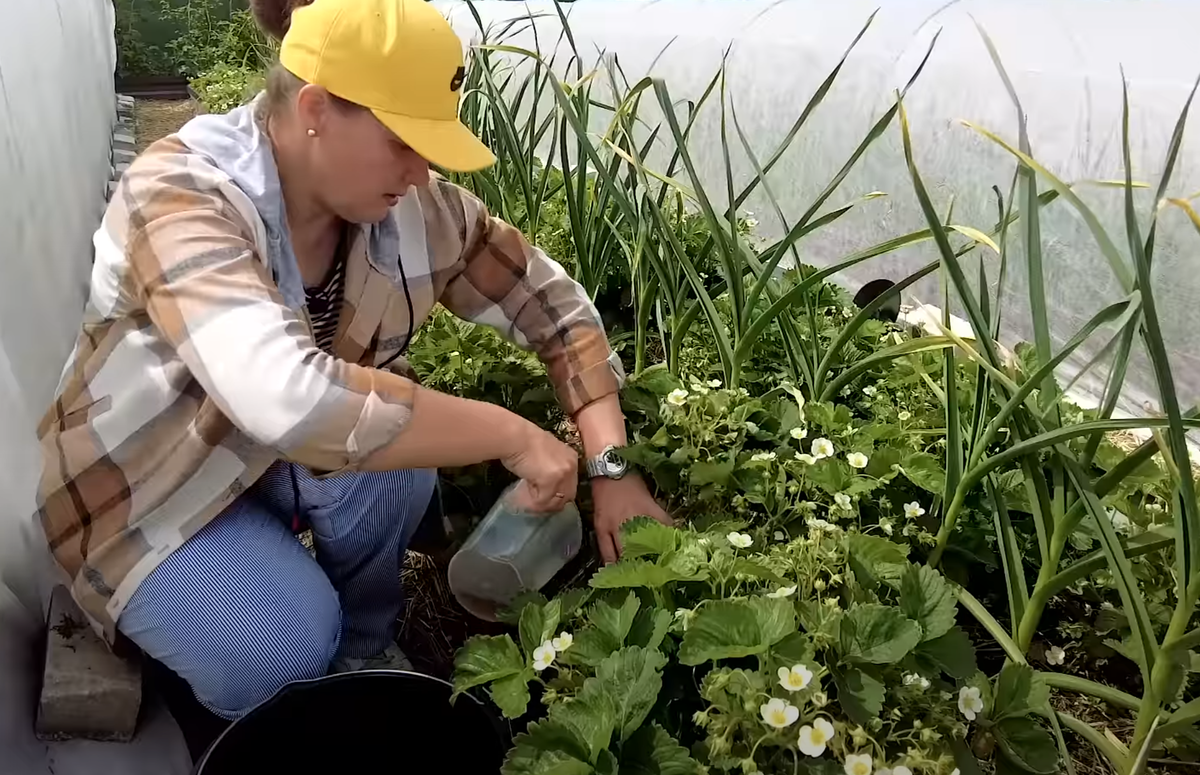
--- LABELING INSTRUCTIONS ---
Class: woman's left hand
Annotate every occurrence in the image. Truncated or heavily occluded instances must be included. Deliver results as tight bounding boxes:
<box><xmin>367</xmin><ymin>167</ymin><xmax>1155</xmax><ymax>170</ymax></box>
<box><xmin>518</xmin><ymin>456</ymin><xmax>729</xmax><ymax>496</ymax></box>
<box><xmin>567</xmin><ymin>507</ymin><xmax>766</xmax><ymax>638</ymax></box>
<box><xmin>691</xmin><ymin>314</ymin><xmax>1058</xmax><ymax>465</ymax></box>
<box><xmin>590</xmin><ymin>474</ymin><xmax>674</xmax><ymax>564</ymax></box>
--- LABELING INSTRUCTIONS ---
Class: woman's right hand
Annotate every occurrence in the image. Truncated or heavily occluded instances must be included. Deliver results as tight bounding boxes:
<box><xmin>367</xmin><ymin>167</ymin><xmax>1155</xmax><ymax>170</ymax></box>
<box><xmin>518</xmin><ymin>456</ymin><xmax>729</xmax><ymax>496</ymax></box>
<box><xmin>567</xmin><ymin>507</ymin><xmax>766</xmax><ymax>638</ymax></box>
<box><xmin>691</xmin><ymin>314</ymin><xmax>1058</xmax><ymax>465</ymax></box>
<box><xmin>501</xmin><ymin>423</ymin><xmax>579</xmax><ymax>513</ymax></box>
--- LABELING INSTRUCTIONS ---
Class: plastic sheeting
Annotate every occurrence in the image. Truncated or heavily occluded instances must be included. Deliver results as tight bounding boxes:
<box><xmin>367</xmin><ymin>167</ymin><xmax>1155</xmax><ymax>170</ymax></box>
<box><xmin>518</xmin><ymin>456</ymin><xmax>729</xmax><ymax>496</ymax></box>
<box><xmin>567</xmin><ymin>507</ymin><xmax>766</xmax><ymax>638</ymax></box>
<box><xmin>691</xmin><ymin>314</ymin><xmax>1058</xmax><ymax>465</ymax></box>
<box><xmin>439</xmin><ymin>0</ymin><xmax>1200</xmax><ymax>420</ymax></box>
<box><xmin>0</xmin><ymin>1</ymin><xmax>190</xmax><ymax>773</ymax></box>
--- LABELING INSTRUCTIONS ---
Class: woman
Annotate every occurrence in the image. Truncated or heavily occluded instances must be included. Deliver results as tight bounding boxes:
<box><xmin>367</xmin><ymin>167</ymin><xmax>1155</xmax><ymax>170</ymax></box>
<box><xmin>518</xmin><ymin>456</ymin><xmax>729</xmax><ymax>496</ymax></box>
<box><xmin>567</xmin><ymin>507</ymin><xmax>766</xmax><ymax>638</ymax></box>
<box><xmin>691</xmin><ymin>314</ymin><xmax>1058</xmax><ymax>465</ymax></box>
<box><xmin>36</xmin><ymin>0</ymin><xmax>670</xmax><ymax>720</ymax></box>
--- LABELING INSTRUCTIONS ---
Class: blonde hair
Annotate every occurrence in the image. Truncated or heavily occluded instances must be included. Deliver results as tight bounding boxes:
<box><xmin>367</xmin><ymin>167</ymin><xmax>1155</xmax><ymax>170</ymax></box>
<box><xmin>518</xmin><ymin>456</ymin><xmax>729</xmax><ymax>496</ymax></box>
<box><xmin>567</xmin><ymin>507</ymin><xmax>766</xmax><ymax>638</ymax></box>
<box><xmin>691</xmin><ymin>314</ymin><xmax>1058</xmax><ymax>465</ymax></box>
<box><xmin>262</xmin><ymin>63</ymin><xmax>360</xmax><ymax>119</ymax></box>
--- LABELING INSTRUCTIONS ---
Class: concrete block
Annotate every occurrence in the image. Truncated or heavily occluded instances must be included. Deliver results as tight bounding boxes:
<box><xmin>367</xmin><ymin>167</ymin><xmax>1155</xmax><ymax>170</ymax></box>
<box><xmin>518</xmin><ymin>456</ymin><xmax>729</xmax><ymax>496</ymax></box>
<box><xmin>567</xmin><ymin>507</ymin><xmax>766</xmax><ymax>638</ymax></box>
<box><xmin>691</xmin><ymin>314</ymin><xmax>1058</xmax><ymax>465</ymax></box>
<box><xmin>35</xmin><ymin>586</ymin><xmax>142</xmax><ymax>742</ymax></box>
<box><xmin>113</xmin><ymin>132</ymin><xmax>136</xmax><ymax>146</ymax></box>
<box><xmin>113</xmin><ymin>148</ymin><xmax>137</xmax><ymax>165</ymax></box>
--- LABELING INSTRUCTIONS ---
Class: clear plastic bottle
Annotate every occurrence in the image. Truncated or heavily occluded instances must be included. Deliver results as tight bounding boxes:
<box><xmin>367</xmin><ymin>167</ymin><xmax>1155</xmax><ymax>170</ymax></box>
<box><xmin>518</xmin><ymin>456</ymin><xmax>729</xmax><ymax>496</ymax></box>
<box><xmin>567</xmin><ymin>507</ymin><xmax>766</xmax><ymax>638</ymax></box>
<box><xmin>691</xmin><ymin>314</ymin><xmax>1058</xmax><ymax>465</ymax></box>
<box><xmin>447</xmin><ymin>482</ymin><xmax>583</xmax><ymax>621</ymax></box>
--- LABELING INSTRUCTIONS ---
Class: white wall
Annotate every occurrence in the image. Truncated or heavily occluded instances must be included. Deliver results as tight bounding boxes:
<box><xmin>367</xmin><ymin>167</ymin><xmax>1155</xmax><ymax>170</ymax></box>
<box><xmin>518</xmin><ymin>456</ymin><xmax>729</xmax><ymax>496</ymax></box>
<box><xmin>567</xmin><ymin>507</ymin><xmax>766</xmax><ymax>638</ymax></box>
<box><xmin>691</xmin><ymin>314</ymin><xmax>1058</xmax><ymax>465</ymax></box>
<box><xmin>0</xmin><ymin>4</ymin><xmax>192</xmax><ymax>773</ymax></box>
<box><xmin>0</xmin><ymin>0</ymin><xmax>117</xmax><ymax>609</ymax></box>
<box><xmin>440</xmin><ymin>0</ymin><xmax>1200</xmax><ymax>421</ymax></box>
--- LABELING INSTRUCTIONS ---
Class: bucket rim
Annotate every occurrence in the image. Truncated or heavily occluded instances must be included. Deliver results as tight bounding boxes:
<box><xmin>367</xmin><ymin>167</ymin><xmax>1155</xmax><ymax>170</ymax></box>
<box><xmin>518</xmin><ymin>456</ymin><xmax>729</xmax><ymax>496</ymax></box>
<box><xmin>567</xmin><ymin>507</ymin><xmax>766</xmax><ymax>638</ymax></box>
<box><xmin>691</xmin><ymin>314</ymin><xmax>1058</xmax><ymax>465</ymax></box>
<box><xmin>192</xmin><ymin>668</ymin><xmax>508</xmax><ymax>774</ymax></box>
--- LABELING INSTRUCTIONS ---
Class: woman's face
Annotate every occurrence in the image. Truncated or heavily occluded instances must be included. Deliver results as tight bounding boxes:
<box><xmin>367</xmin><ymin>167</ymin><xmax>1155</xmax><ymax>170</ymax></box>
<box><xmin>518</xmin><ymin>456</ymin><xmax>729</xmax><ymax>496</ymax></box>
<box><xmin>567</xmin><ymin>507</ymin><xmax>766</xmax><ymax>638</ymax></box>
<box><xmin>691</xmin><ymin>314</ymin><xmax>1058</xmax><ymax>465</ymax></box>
<box><xmin>296</xmin><ymin>85</ymin><xmax>431</xmax><ymax>224</ymax></box>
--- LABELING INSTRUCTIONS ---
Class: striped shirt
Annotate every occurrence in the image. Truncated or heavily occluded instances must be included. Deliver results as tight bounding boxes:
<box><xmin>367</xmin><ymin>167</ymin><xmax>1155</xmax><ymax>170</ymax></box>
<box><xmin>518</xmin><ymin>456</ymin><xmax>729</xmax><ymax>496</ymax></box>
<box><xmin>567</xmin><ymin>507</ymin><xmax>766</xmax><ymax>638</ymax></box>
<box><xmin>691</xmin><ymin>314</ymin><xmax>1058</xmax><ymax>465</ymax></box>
<box><xmin>35</xmin><ymin>100</ymin><xmax>624</xmax><ymax>641</ymax></box>
<box><xmin>306</xmin><ymin>256</ymin><xmax>346</xmax><ymax>353</ymax></box>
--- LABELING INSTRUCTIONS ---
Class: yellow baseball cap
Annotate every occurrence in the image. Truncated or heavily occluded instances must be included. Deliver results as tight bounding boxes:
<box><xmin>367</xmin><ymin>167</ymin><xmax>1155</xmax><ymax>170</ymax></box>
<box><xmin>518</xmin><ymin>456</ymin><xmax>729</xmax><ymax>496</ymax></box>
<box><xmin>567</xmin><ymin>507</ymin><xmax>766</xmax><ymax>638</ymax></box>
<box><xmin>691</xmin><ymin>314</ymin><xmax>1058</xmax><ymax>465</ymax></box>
<box><xmin>280</xmin><ymin>0</ymin><xmax>496</xmax><ymax>172</ymax></box>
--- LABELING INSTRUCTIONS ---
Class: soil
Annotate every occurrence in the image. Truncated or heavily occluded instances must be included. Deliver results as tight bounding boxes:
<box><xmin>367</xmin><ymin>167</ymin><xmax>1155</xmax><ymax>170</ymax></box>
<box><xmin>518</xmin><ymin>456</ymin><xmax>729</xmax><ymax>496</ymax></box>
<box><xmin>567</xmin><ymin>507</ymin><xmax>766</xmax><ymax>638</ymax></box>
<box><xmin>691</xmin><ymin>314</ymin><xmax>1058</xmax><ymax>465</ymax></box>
<box><xmin>133</xmin><ymin>99</ymin><xmax>198</xmax><ymax>152</ymax></box>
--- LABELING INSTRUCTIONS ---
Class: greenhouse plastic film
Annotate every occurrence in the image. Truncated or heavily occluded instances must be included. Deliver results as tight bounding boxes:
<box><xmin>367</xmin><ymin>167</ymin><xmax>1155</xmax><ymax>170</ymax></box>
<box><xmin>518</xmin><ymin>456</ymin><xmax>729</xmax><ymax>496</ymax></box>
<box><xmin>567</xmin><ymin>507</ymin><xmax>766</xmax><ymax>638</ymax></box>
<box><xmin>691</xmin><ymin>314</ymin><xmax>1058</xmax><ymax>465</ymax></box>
<box><xmin>440</xmin><ymin>0</ymin><xmax>1200</xmax><ymax>421</ymax></box>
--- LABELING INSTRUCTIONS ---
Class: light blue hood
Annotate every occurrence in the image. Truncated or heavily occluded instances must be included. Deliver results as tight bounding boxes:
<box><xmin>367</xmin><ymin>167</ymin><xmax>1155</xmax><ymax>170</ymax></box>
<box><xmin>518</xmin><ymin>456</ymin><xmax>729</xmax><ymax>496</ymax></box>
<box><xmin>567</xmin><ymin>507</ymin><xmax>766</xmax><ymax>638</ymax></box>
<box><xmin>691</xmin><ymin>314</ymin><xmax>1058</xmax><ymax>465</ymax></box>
<box><xmin>176</xmin><ymin>94</ymin><xmax>400</xmax><ymax>310</ymax></box>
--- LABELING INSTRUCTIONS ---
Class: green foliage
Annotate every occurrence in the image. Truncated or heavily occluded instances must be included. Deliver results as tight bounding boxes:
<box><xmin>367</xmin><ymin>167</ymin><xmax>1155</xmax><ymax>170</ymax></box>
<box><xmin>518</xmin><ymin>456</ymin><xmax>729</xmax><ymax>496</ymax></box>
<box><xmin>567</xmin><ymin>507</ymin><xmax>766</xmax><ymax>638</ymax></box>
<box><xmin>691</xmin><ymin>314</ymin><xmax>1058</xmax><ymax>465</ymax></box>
<box><xmin>454</xmin><ymin>520</ymin><xmax>999</xmax><ymax>774</ymax></box>
<box><xmin>190</xmin><ymin>62</ymin><xmax>264</xmax><ymax>113</ymax></box>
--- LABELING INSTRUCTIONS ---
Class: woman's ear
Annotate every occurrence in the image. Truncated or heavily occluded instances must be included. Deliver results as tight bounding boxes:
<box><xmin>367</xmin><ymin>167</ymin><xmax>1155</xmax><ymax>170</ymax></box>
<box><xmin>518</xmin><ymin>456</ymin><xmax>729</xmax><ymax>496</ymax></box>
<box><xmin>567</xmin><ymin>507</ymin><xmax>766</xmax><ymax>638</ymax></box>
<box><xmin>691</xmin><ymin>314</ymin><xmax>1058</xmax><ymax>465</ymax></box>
<box><xmin>293</xmin><ymin>85</ymin><xmax>339</xmax><ymax>136</ymax></box>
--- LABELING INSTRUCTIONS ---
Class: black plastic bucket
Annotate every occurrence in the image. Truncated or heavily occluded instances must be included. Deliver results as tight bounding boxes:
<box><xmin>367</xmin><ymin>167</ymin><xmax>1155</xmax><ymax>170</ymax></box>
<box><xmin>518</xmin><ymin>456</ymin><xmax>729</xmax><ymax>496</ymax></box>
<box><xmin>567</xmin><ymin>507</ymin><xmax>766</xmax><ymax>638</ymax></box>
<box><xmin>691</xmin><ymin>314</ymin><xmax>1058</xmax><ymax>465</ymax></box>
<box><xmin>194</xmin><ymin>670</ymin><xmax>508</xmax><ymax>774</ymax></box>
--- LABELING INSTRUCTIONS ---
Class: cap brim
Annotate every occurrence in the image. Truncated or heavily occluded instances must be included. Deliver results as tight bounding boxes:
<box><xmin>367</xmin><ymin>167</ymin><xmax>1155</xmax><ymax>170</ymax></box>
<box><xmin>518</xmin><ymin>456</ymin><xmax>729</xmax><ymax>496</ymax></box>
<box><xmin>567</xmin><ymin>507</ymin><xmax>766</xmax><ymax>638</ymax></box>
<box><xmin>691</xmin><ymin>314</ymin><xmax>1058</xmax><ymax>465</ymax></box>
<box><xmin>373</xmin><ymin>109</ymin><xmax>496</xmax><ymax>173</ymax></box>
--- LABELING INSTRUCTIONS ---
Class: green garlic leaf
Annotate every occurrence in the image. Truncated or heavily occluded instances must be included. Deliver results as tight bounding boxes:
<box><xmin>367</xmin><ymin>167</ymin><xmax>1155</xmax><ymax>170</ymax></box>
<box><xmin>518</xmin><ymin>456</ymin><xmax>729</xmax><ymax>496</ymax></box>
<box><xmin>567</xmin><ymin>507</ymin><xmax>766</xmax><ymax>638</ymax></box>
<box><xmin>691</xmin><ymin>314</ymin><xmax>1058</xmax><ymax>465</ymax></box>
<box><xmin>622</xmin><ymin>517</ymin><xmax>680</xmax><ymax>558</ymax></box>
<box><xmin>900</xmin><ymin>451</ymin><xmax>946</xmax><ymax>494</ymax></box>
<box><xmin>491</xmin><ymin>669</ymin><xmax>534</xmax><ymax>719</ymax></box>
<box><xmin>452</xmin><ymin>634</ymin><xmax>525</xmax><ymax>697</ymax></box>
<box><xmin>993</xmin><ymin>664</ymin><xmax>1049</xmax><ymax>720</ymax></box>
<box><xmin>914</xmin><ymin>626</ymin><xmax>978</xmax><ymax>678</ymax></box>
<box><xmin>621</xmin><ymin>723</ymin><xmax>703</xmax><ymax>775</ymax></box>
<box><xmin>678</xmin><ymin>597</ymin><xmax>796</xmax><ymax>665</ymax></box>
<box><xmin>994</xmin><ymin>716</ymin><xmax>1060</xmax><ymax>774</ymax></box>
<box><xmin>596</xmin><ymin>646</ymin><xmax>668</xmax><ymax>742</ymax></box>
<box><xmin>590</xmin><ymin>558</ymin><xmax>706</xmax><ymax>589</ymax></box>
<box><xmin>502</xmin><ymin>719</ymin><xmax>594</xmax><ymax>775</ymax></box>
<box><xmin>847</xmin><ymin>533</ymin><xmax>909</xmax><ymax>590</ymax></box>
<box><xmin>832</xmin><ymin>665</ymin><xmax>885</xmax><ymax>726</ymax></box>
<box><xmin>840</xmin><ymin>604</ymin><xmax>922</xmax><ymax>664</ymax></box>
<box><xmin>900</xmin><ymin>563</ymin><xmax>957</xmax><ymax>641</ymax></box>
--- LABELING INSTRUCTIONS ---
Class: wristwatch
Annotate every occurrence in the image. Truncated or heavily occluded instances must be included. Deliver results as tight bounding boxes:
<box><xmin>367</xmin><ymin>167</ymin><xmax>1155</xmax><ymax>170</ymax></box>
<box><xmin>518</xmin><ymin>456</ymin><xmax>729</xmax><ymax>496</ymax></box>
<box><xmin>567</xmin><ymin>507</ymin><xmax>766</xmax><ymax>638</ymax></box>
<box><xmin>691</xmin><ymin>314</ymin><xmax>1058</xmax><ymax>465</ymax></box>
<box><xmin>585</xmin><ymin>444</ymin><xmax>629</xmax><ymax>480</ymax></box>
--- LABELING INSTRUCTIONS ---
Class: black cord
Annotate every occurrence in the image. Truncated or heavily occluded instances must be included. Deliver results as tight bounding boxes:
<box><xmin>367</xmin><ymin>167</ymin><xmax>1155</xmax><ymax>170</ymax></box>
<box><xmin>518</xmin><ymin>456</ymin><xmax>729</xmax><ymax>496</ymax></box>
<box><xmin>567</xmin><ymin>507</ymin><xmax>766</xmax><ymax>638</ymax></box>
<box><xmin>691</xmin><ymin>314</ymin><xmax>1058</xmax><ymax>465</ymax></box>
<box><xmin>290</xmin><ymin>462</ymin><xmax>302</xmax><ymax>532</ymax></box>
<box><xmin>377</xmin><ymin>255</ymin><xmax>414</xmax><ymax>370</ymax></box>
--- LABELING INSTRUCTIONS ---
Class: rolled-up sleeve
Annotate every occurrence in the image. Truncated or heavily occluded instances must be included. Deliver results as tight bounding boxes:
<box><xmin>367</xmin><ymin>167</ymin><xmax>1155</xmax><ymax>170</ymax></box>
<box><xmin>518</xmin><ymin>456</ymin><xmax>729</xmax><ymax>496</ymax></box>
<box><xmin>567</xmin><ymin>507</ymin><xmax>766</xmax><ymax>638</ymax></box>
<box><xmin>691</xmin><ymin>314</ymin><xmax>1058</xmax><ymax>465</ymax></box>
<box><xmin>126</xmin><ymin>188</ymin><xmax>415</xmax><ymax>474</ymax></box>
<box><xmin>430</xmin><ymin>181</ymin><xmax>625</xmax><ymax>415</ymax></box>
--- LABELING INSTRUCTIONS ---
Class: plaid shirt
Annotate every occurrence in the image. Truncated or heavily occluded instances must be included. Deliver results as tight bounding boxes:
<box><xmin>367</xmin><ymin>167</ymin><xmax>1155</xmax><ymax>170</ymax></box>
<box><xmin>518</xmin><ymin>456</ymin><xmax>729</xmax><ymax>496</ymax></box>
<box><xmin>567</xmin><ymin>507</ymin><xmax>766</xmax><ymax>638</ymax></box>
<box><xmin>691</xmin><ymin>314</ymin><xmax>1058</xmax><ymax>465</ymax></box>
<box><xmin>37</xmin><ymin>133</ymin><xmax>623</xmax><ymax>641</ymax></box>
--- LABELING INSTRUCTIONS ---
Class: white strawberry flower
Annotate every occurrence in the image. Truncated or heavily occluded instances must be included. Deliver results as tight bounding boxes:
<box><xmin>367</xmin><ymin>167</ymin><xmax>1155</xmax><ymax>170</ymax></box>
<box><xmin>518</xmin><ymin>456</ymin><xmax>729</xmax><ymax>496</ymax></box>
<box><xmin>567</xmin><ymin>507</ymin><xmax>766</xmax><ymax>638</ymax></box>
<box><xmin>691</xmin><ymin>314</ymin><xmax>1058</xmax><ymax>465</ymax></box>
<box><xmin>727</xmin><ymin>531</ymin><xmax>753</xmax><ymax>549</ymax></box>
<box><xmin>768</xmin><ymin>585</ymin><xmax>797</xmax><ymax>599</ymax></box>
<box><xmin>904</xmin><ymin>501</ymin><xmax>926</xmax><ymax>519</ymax></box>
<box><xmin>1110</xmin><ymin>509</ymin><xmax>1133</xmax><ymax>535</ymax></box>
<box><xmin>844</xmin><ymin>753</ymin><xmax>873</xmax><ymax>775</ymax></box>
<box><xmin>777</xmin><ymin>664</ymin><xmax>814</xmax><ymax>692</ymax></box>
<box><xmin>879</xmin><ymin>518</ymin><xmax>894</xmax><ymax>536</ymax></box>
<box><xmin>898</xmin><ymin>410</ymin><xmax>912</xmax><ymax>421</ymax></box>
<box><xmin>834</xmin><ymin>493</ymin><xmax>852</xmax><ymax>511</ymax></box>
<box><xmin>795</xmin><ymin>452</ymin><xmax>817</xmax><ymax>465</ymax></box>
<box><xmin>812</xmin><ymin>438</ymin><xmax>835</xmax><ymax>459</ymax></box>
<box><xmin>532</xmin><ymin>641</ymin><xmax>556</xmax><ymax>671</ymax></box>
<box><xmin>760</xmin><ymin>698</ymin><xmax>800</xmax><ymax>729</ymax></box>
<box><xmin>797</xmin><ymin>717</ymin><xmax>835</xmax><ymax>756</ymax></box>
<box><xmin>862</xmin><ymin>385</ymin><xmax>877</xmax><ymax>397</ymax></box>
<box><xmin>666</xmin><ymin>388</ymin><xmax>689</xmax><ymax>406</ymax></box>
<box><xmin>812</xmin><ymin>691</ymin><xmax>829</xmax><ymax>707</ymax></box>
<box><xmin>902</xmin><ymin>672</ymin><xmax>930</xmax><ymax>690</ymax></box>
<box><xmin>1047</xmin><ymin>645</ymin><xmax>1066</xmax><ymax>666</ymax></box>
<box><xmin>847</xmin><ymin>452</ymin><xmax>869</xmax><ymax>469</ymax></box>
<box><xmin>551</xmin><ymin>632</ymin><xmax>573</xmax><ymax>652</ymax></box>
<box><xmin>751</xmin><ymin>451</ymin><xmax>777</xmax><ymax>462</ymax></box>
<box><xmin>791</xmin><ymin>426</ymin><xmax>809</xmax><ymax>440</ymax></box>
<box><xmin>958</xmin><ymin>685</ymin><xmax>984</xmax><ymax>721</ymax></box>
<box><xmin>745</xmin><ymin>421</ymin><xmax>760</xmax><ymax>434</ymax></box>
<box><xmin>773</xmin><ymin>530</ymin><xmax>787</xmax><ymax>541</ymax></box>
<box><xmin>708</xmin><ymin>378</ymin><xmax>722</xmax><ymax>388</ymax></box>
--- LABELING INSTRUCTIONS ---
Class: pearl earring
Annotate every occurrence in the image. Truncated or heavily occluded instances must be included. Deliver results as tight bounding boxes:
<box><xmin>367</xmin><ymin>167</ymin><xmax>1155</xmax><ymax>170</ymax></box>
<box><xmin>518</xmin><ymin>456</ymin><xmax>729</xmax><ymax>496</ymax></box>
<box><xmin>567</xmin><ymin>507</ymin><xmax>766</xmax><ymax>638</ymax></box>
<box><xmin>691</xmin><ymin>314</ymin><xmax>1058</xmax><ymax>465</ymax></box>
<box><xmin>306</xmin><ymin>129</ymin><xmax>317</xmax><ymax>137</ymax></box>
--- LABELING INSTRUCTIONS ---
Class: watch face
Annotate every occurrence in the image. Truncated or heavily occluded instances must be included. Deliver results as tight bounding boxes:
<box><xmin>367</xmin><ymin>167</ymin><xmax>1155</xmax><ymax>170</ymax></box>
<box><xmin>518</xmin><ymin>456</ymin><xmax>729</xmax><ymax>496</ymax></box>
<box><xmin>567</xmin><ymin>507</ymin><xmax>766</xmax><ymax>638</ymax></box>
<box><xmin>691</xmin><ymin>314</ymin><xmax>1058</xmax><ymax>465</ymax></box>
<box><xmin>602</xmin><ymin>449</ymin><xmax>627</xmax><ymax>476</ymax></box>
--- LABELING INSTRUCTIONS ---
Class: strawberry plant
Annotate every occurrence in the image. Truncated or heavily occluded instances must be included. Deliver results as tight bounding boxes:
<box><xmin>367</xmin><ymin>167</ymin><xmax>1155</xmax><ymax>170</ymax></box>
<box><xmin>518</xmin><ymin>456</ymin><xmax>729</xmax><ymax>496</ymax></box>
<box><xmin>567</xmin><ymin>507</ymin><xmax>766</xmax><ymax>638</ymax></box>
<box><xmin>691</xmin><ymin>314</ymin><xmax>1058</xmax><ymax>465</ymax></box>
<box><xmin>452</xmin><ymin>518</ymin><xmax>1058</xmax><ymax>775</ymax></box>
